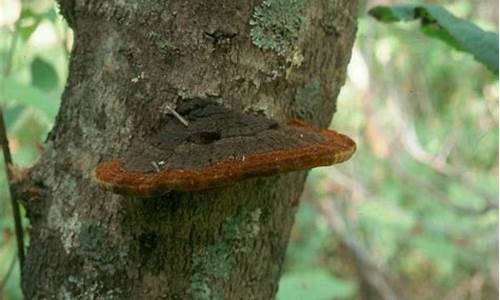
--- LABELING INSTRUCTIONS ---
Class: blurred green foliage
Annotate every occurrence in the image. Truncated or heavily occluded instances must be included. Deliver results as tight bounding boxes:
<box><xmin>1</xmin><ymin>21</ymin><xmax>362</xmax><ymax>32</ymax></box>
<box><xmin>0</xmin><ymin>0</ymin><xmax>498</xmax><ymax>299</ymax></box>
<box><xmin>278</xmin><ymin>1</ymin><xmax>498</xmax><ymax>299</ymax></box>
<box><xmin>369</xmin><ymin>4</ymin><xmax>499</xmax><ymax>74</ymax></box>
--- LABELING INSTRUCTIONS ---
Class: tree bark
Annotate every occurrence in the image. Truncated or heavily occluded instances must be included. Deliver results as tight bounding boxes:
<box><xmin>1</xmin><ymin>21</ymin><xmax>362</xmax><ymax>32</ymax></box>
<box><xmin>20</xmin><ymin>0</ymin><xmax>357</xmax><ymax>298</ymax></box>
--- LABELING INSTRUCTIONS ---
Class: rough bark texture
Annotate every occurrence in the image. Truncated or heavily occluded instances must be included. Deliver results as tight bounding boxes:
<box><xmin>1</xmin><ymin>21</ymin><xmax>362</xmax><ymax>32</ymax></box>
<box><xmin>20</xmin><ymin>0</ymin><xmax>357</xmax><ymax>299</ymax></box>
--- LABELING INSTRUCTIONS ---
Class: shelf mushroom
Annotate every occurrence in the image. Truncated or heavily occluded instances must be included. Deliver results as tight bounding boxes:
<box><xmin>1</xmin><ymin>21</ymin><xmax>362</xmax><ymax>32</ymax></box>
<box><xmin>94</xmin><ymin>99</ymin><xmax>356</xmax><ymax>197</ymax></box>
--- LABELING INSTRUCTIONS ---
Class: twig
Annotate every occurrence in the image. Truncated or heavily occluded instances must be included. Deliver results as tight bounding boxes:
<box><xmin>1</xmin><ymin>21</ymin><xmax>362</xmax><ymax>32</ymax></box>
<box><xmin>1</xmin><ymin>18</ymin><xmax>25</xmax><ymax>273</ymax></box>
<box><xmin>316</xmin><ymin>200</ymin><xmax>401</xmax><ymax>300</ymax></box>
<box><xmin>151</xmin><ymin>161</ymin><xmax>160</xmax><ymax>173</ymax></box>
<box><xmin>390</xmin><ymin>159</ymin><xmax>497</xmax><ymax>216</ymax></box>
<box><xmin>164</xmin><ymin>105</ymin><xmax>189</xmax><ymax>127</ymax></box>
<box><xmin>388</xmin><ymin>94</ymin><xmax>498</xmax><ymax>209</ymax></box>
<box><xmin>0</xmin><ymin>109</ymin><xmax>24</xmax><ymax>270</ymax></box>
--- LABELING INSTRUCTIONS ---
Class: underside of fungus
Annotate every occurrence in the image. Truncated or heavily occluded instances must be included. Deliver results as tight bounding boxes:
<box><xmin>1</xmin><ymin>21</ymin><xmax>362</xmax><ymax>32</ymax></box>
<box><xmin>93</xmin><ymin>99</ymin><xmax>356</xmax><ymax>197</ymax></box>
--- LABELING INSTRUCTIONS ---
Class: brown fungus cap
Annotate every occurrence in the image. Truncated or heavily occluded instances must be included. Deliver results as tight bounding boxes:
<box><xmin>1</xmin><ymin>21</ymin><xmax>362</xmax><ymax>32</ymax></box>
<box><xmin>94</xmin><ymin>99</ymin><xmax>356</xmax><ymax>197</ymax></box>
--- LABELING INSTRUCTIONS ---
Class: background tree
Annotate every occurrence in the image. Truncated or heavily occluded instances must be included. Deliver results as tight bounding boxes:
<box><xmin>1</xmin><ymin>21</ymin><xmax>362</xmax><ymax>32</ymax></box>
<box><xmin>12</xmin><ymin>0</ymin><xmax>358</xmax><ymax>298</ymax></box>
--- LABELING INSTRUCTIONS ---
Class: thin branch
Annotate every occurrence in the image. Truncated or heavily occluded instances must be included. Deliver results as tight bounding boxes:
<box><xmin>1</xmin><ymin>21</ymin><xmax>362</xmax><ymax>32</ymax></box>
<box><xmin>390</xmin><ymin>158</ymin><xmax>497</xmax><ymax>216</ymax></box>
<box><xmin>388</xmin><ymin>94</ymin><xmax>498</xmax><ymax>210</ymax></box>
<box><xmin>1</xmin><ymin>17</ymin><xmax>25</xmax><ymax>273</ymax></box>
<box><xmin>0</xmin><ymin>109</ymin><xmax>24</xmax><ymax>270</ymax></box>
<box><xmin>316</xmin><ymin>200</ymin><xmax>401</xmax><ymax>300</ymax></box>
<box><xmin>164</xmin><ymin>105</ymin><xmax>189</xmax><ymax>127</ymax></box>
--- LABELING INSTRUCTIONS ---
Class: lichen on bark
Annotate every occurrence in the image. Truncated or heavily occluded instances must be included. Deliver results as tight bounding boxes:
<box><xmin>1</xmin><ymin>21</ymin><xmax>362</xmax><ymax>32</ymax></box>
<box><xmin>250</xmin><ymin>0</ymin><xmax>306</xmax><ymax>54</ymax></box>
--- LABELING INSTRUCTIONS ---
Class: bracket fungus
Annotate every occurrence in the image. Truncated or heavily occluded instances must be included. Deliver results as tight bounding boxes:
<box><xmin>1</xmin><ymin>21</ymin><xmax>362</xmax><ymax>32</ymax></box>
<box><xmin>94</xmin><ymin>99</ymin><xmax>356</xmax><ymax>197</ymax></box>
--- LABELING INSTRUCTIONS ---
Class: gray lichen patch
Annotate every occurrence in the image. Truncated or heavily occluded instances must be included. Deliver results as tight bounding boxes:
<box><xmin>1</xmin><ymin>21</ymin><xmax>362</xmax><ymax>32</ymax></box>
<box><xmin>250</xmin><ymin>0</ymin><xmax>306</xmax><ymax>54</ymax></box>
<box><xmin>61</xmin><ymin>213</ymin><xmax>82</xmax><ymax>254</ymax></box>
<box><xmin>188</xmin><ymin>208</ymin><xmax>262</xmax><ymax>300</ymax></box>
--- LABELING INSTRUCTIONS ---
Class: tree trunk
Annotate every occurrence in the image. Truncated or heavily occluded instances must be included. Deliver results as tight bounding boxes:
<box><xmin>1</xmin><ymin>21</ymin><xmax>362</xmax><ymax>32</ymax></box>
<box><xmin>20</xmin><ymin>0</ymin><xmax>357</xmax><ymax>298</ymax></box>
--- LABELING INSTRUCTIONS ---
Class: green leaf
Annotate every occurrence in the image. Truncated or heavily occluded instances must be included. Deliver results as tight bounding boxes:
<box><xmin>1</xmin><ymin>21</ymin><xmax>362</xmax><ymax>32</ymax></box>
<box><xmin>0</xmin><ymin>78</ymin><xmax>58</xmax><ymax>120</ymax></box>
<box><xmin>31</xmin><ymin>57</ymin><xmax>59</xmax><ymax>92</ymax></box>
<box><xmin>368</xmin><ymin>4</ymin><xmax>499</xmax><ymax>75</ymax></box>
<box><xmin>277</xmin><ymin>270</ymin><xmax>356</xmax><ymax>300</ymax></box>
